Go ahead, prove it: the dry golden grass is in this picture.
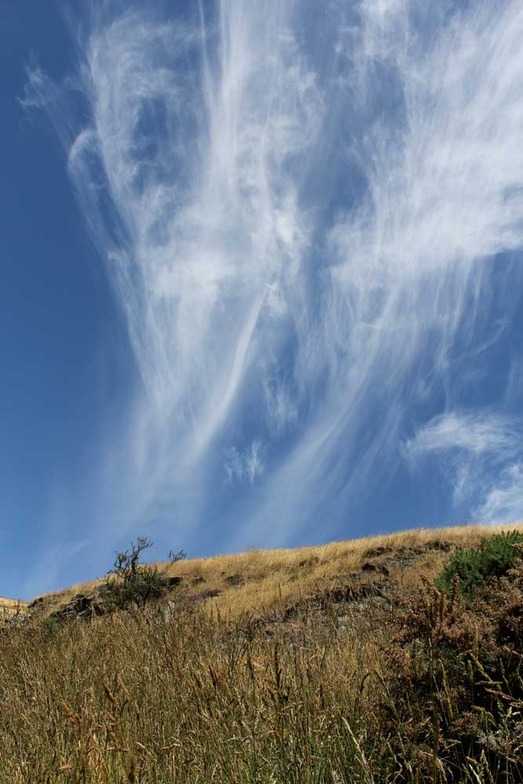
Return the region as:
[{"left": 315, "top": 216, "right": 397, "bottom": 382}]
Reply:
[
  {"left": 3, "top": 522, "right": 522, "bottom": 620},
  {"left": 0, "top": 597, "right": 26, "bottom": 609},
  {"left": 0, "top": 596, "right": 27, "bottom": 620},
  {"left": 161, "top": 522, "right": 523, "bottom": 618},
  {"left": 0, "top": 604, "right": 386, "bottom": 783},
  {"left": 1, "top": 522, "right": 523, "bottom": 783}
]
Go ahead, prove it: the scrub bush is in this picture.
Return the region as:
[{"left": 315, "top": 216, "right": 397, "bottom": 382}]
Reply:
[
  {"left": 102, "top": 537, "right": 185, "bottom": 610},
  {"left": 435, "top": 530, "right": 523, "bottom": 597}
]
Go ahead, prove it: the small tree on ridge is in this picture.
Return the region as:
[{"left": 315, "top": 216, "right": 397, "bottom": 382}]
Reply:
[{"left": 103, "top": 537, "right": 186, "bottom": 610}]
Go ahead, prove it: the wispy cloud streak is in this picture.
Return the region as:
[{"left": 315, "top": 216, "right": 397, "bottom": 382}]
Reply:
[
  {"left": 405, "top": 411, "right": 523, "bottom": 516},
  {"left": 25, "top": 0, "right": 523, "bottom": 548}
]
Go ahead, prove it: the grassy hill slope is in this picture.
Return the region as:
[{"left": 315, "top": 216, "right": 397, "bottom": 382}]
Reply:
[
  {"left": 4, "top": 522, "right": 517, "bottom": 620},
  {"left": 1, "top": 523, "right": 523, "bottom": 783}
]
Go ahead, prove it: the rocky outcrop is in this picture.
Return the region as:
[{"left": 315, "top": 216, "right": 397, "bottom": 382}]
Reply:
[{"left": 50, "top": 593, "right": 107, "bottom": 622}]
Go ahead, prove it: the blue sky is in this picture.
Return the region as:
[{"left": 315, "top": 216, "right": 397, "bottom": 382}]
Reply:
[{"left": 3, "top": 0, "right": 523, "bottom": 599}]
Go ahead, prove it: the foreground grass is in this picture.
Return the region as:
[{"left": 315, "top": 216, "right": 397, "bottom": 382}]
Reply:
[
  {"left": 1, "top": 605, "right": 384, "bottom": 783},
  {"left": 1, "top": 524, "right": 522, "bottom": 783}
]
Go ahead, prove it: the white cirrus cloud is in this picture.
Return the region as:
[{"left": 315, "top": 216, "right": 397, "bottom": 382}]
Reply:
[
  {"left": 406, "top": 410, "right": 523, "bottom": 521},
  {"left": 23, "top": 0, "right": 523, "bottom": 551},
  {"left": 405, "top": 412, "right": 521, "bottom": 463},
  {"left": 473, "top": 463, "right": 523, "bottom": 525}
]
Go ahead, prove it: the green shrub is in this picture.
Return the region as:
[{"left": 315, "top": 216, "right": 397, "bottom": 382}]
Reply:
[
  {"left": 435, "top": 530, "right": 523, "bottom": 597},
  {"left": 102, "top": 537, "right": 186, "bottom": 610}
]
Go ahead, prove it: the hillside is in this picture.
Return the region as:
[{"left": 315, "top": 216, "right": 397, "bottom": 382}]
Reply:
[
  {"left": 3, "top": 523, "right": 517, "bottom": 622},
  {"left": 1, "top": 523, "right": 523, "bottom": 783}
]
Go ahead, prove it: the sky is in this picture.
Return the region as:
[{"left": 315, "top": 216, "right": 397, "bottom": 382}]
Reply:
[{"left": 2, "top": 0, "right": 523, "bottom": 599}]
